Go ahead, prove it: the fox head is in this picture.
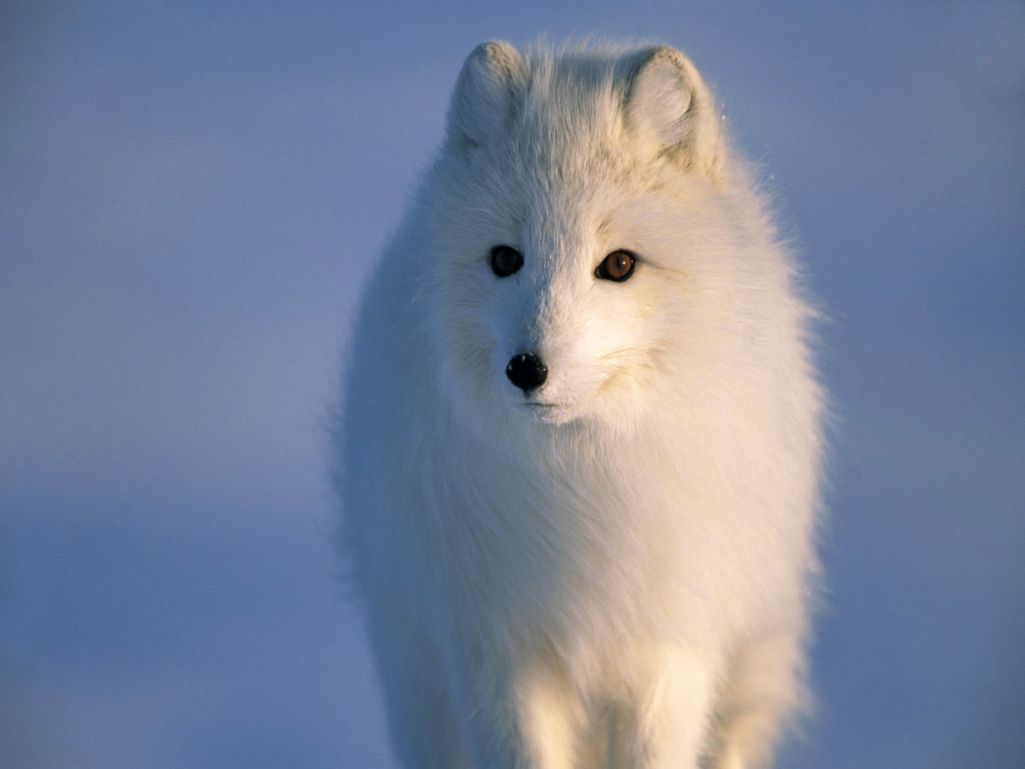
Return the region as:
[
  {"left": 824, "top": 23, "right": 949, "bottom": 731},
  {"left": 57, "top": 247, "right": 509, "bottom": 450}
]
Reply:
[{"left": 418, "top": 42, "right": 754, "bottom": 435}]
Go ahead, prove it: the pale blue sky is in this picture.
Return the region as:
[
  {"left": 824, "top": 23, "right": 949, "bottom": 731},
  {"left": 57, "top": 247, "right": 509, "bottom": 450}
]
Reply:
[{"left": 2, "top": 1, "right": 1023, "bottom": 767}]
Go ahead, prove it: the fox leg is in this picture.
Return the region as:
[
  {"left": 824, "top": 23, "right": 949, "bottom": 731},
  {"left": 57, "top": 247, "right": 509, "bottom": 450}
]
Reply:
[
  {"left": 370, "top": 623, "right": 471, "bottom": 769},
  {"left": 611, "top": 646, "right": 718, "bottom": 769},
  {"left": 709, "top": 632, "right": 808, "bottom": 769},
  {"left": 458, "top": 661, "right": 580, "bottom": 769}
]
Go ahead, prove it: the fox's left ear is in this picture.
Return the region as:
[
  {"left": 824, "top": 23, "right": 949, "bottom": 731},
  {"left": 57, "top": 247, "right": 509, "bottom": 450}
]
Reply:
[{"left": 624, "top": 47, "right": 723, "bottom": 179}]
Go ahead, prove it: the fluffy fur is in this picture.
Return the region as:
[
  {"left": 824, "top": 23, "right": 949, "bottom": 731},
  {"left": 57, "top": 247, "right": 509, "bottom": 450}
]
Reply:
[{"left": 336, "top": 41, "right": 825, "bottom": 769}]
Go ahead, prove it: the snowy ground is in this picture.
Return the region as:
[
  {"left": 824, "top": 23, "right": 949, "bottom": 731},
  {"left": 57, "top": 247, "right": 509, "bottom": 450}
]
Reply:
[{"left": 2, "top": 2, "right": 1023, "bottom": 767}]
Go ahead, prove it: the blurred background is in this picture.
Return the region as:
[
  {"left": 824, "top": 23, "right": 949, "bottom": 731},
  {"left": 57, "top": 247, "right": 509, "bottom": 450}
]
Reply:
[{"left": 2, "top": 1, "right": 1023, "bottom": 767}]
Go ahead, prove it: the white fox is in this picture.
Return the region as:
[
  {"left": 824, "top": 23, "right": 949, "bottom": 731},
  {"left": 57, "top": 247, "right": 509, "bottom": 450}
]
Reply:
[{"left": 337, "top": 41, "right": 825, "bottom": 769}]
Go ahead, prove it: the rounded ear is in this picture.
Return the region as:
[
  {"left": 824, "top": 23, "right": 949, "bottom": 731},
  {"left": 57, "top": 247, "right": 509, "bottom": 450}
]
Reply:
[
  {"left": 624, "top": 46, "right": 723, "bottom": 178},
  {"left": 447, "top": 41, "right": 524, "bottom": 150}
]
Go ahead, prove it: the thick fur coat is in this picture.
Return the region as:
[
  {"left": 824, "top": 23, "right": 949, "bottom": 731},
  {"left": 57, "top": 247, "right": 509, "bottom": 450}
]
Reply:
[{"left": 337, "top": 41, "right": 825, "bottom": 769}]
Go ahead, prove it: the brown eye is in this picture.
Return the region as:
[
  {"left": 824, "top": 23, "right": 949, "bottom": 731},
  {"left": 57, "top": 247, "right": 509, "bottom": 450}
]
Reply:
[
  {"left": 490, "top": 245, "right": 523, "bottom": 277},
  {"left": 595, "top": 249, "right": 637, "bottom": 282}
]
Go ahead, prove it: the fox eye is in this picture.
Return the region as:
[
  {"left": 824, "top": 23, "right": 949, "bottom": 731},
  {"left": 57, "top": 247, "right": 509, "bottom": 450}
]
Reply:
[
  {"left": 595, "top": 249, "right": 636, "bottom": 282},
  {"left": 490, "top": 245, "right": 523, "bottom": 277}
]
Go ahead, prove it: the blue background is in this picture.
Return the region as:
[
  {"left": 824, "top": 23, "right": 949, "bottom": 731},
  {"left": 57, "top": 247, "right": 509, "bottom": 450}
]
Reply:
[{"left": 2, "top": 1, "right": 1023, "bottom": 767}]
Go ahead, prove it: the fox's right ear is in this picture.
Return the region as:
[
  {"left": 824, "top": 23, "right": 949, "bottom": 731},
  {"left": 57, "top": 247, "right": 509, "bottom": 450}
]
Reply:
[{"left": 447, "top": 41, "right": 524, "bottom": 150}]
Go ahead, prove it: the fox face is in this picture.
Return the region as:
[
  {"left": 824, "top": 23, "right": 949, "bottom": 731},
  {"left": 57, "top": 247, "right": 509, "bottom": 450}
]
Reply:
[{"left": 420, "top": 43, "right": 731, "bottom": 432}]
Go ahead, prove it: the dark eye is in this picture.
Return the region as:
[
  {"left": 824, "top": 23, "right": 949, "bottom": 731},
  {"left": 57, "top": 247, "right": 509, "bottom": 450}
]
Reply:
[
  {"left": 490, "top": 245, "right": 523, "bottom": 277},
  {"left": 595, "top": 249, "right": 637, "bottom": 282}
]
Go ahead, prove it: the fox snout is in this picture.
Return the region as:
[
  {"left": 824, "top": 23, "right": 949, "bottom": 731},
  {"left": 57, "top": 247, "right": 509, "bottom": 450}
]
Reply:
[{"left": 505, "top": 352, "right": 548, "bottom": 394}]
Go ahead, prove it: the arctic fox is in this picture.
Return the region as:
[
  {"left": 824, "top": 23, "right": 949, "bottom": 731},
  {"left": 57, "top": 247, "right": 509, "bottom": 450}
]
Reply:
[{"left": 337, "top": 41, "right": 825, "bottom": 769}]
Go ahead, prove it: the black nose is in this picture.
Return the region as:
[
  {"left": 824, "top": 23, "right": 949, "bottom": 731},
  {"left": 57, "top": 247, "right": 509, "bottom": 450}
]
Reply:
[{"left": 506, "top": 352, "right": 548, "bottom": 393}]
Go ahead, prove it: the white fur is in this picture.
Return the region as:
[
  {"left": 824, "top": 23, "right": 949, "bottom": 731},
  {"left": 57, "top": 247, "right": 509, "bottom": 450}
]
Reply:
[{"left": 336, "top": 41, "right": 825, "bottom": 769}]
